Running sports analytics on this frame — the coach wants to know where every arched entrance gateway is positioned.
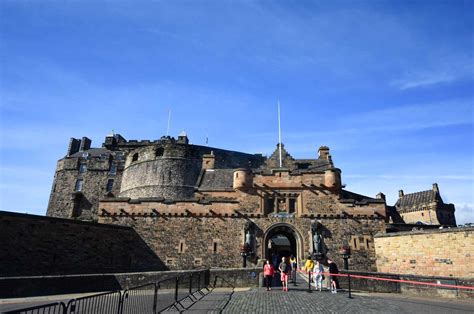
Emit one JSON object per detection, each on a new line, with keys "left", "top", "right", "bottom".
{"left": 264, "top": 223, "right": 304, "bottom": 267}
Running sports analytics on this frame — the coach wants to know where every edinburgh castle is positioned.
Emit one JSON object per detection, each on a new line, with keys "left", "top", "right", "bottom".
{"left": 43, "top": 133, "right": 458, "bottom": 272}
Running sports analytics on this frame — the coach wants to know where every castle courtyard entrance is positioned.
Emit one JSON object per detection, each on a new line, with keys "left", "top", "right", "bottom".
{"left": 264, "top": 224, "right": 303, "bottom": 267}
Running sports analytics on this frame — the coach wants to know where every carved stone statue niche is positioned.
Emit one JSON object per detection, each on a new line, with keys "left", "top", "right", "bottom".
{"left": 244, "top": 222, "right": 255, "bottom": 254}
{"left": 311, "top": 220, "right": 325, "bottom": 257}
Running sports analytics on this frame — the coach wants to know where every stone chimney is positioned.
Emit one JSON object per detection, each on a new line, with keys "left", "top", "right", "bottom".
{"left": 202, "top": 151, "right": 215, "bottom": 169}
{"left": 398, "top": 190, "right": 404, "bottom": 198}
{"left": 376, "top": 192, "right": 386, "bottom": 201}
{"left": 432, "top": 183, "right": 439, "bottom": 193}
{"left": 318, "top": 146, "right": 330, "bottom": 160}
{"left": 79, "top": 137, "right": 91, "bottom": 151}
{"left": 67, "top": 138, "right": 81, "bottom": 156}
{"left": 177, "top": 131, "right": 189, "bottom": 144}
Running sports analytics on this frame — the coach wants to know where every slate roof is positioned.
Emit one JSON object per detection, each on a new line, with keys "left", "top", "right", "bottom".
{"left": 340, "top": 190, "right": 381, "bottom": 204}
{"left": 198, "top": 169, "right": 234, "bottom": 191}
{"left": 69, "top": 148, "right": 111, "bottom": 158}
{"left": 395, "top": 190, "right": 439, "bottom": 209}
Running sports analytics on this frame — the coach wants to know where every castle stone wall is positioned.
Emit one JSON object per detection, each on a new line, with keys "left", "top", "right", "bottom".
{"left": 99, "top": 213, "right": 385, "bottom": 272}
{"left": 46, "top": 152, "right": 125, "bottom": 221}
{"left": 0, "top": 211, "right": 166, "bottom": 277}
{"left": 374, "top": 227, "right": 474, "bottom": 278}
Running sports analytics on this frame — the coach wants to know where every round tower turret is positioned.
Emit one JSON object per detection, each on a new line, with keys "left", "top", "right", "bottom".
{"left": 119, "top": 138, "right": 200, "bottom": 199}
{"left": 233, "top": 168, "right": 253, "bottom": 191}
{"left": 324, "top": 168, "right": 341, "bottom": 190}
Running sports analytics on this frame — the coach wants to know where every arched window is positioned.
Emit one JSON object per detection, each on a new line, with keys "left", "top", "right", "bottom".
{"left": 132, "top": 153, "right": 139, "bottom": 162}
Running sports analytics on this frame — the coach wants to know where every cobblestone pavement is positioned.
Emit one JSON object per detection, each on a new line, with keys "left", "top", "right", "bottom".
{"left": 171, "top": 273, "right": 474, "bottom": 314}
{"left": 2, "top": 277, "right": 473, "bottom": 314}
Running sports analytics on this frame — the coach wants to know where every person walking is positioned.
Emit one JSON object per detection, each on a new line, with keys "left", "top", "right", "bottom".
{"left": 312, "top": 260, "right": 324, "bottom": 291}
{"left": 279, "top": 257, "right": 290, "bottom": 291}
{"left": 263, "top": 260, "right": 275, "bottom": 291}
{"left": 328, "top": 258, "right": 340, "bottom": 293}
{"left": 303, "top": 256, "right": 314, "bottom": 274}
{"left": 289, "top": 255, "right": 297, "bottom": 283}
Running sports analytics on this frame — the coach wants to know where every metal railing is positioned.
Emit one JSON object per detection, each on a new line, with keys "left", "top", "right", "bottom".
{"left": 6, "top": 270, "right": 209, "bottom": 314}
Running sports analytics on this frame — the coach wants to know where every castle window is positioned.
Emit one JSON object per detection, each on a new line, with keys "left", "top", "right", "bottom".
{"left": 75, "top": 179, "right": 84, "bottom": 192}
{"left": 79, "top": 164, "right": 87, "bottom": 174}
{"left": 155, "top": 147, "right": 164, "bottom": 157}
{"left": 266, "top": 196, "right": 275, "bottom": 213}
{"left": 297, "top": 163, "right": 310, "bottom": 170}
{"left": 109, "top": 164, "right": 117, "bottom": 175}
{"left": 213, "top": 242, "right": 218, "bottom": 253}
{"left": 194, "top": 258, "right": 203, "bottom": 266}
{"left": 351, "top": 236, "right": 358, "bottom": 250}
{"left": 132, "top": 153, "right": 139, "bottom": 162}
{"left": 178, "top": 240, "right": 186, "bottom": 254}
{"left": 106, "top": 179, "right": 114, "bottom": 192}
{"left": 289, "top": 198, "right": 297, "bottom": 213}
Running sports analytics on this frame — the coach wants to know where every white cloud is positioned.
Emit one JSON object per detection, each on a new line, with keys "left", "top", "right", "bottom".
{"left": 391, "top": 58, "right": 474, "bottom": 90}
{"left": 455, "top": 203, "right": 474, "bottom": 225}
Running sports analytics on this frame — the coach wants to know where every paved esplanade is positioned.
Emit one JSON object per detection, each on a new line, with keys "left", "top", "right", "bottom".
{"left": 168, "top": 275, "right": 474, "bottom": 314}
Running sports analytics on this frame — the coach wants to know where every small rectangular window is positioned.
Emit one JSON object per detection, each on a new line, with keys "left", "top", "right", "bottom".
{"left": 115, "top": 152, "right": 124, "bottom": 161}
{"left": 109, "top": 164, "right": 117, "bottom": 175}
{"left": 75, "top": 179, "right": 83, "bottom": 192}
{"left": 289, "top": 198, "right": 297, "bottom": 213}
{"left": 213, "top": 242, "right": 218, "bottom": 253}
{"left": 79, "top": 164, "right": 87, "bottom": 174}
{"left": 178, "top": 240, "right": 185, "bottom": 254}
{"left": 106, "top": 179, "right": 114, "bottom": 192}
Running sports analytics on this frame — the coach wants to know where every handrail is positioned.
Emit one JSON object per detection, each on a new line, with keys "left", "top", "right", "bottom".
{"left": 5, "top": 269, "right": 210, "bottom": 314}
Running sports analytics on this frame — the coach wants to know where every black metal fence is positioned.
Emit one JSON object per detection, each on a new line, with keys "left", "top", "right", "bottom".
{"left": 6, "top": 270, "right": 209, "bottom": 314}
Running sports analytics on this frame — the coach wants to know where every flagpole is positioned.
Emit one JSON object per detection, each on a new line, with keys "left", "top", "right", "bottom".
{"left": 278, "top": 101, "right": 282, "bottom": 168}
{"left": 166, "top": 109, "right": 172, "bottom": 136}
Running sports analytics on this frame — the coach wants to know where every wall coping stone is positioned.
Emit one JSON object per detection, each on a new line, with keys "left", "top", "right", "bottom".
{"left": 341, "top": 270, "right": 474, "bottom": 281}
{"left": 375, "top": 226, "right": 474, "bottom": 238}
{"left": 0, "top": 211, "right": 132, "bottom": 231}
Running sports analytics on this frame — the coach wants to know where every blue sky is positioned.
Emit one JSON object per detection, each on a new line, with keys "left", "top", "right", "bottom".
{"left": 0, "top": 0, "right": 473, "bottom": 223}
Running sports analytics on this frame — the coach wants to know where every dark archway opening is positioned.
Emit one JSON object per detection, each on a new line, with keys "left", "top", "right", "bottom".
{"left": 265, "top": 226, "right": 298, "bottom": 269}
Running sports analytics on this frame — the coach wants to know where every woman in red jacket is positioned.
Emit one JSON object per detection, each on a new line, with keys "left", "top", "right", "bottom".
{"left": 263, "top": 260, "right": 275, "bottom": 291}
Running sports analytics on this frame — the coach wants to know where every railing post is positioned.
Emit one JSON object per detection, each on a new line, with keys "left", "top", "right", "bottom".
{"left": 118, "top": 291, "right": 127, "bottom": 314}
{"left": 189, "top": 273, "right": 193, "bottom": 294}
{"left": 308, "top": 271, "right": 312, "bottom": 293}
{"left": 62, "top": 302, "right": 68, "bottom": 314}
{"left": 348, "top": 273, "right": 352, "bottom": 299}
{"left": 175, "top": 276, "right": 179, "bottom": 303}
{"left": 153, "top": 284, "right": 158, "bottom": 314}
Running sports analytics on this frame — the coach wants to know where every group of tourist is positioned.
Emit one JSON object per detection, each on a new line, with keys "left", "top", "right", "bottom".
{"left": 263, "top": 255, "right": 340, "bottom": 293}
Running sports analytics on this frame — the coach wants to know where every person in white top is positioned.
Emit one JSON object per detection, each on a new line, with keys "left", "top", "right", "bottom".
{"left": 312, "top": 260, "right": 324, "bottom": 291}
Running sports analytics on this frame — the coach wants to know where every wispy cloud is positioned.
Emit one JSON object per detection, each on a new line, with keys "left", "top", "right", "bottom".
{"left": 455, "top": 203, "right": 474, "bottom": 225}
{"left": 391, "top": 58, "right": 474, "bottom": 90}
